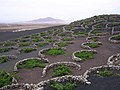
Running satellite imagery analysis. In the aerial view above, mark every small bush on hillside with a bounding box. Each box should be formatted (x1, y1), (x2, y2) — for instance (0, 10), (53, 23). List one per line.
(0, 71), (13, 88)
(57, 42), (68, 47)
(17, 59), (47, 69)
(20, 48), (36, 53)
(44, 48), (65, 56)
(0, 56), (9, 64)
(112, 34), (120, 40)
(52, 65), (72, 77)
(85, 43), (100, 48)
(99, 69), (113, 77)
(0, 48), (10, 53)
(63, 38), (72, 41)
(74, 51), (96, 61)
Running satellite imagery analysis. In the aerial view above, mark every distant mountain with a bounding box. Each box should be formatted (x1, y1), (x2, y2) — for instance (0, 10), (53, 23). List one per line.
(26, 17), (67, 24)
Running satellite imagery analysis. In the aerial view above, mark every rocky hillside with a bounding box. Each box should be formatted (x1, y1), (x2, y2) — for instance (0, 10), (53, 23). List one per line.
(65, 14), (120, 34)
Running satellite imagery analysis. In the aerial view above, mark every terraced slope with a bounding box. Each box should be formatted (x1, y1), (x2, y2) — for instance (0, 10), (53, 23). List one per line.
(0, 14), (120, 90)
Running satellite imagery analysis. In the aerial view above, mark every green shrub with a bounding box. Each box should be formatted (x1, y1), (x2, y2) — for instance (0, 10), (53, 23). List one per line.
(9, 72), (21, 80)
(94, 23), (106, 28)
(37, 43), (48, 47)
(17, 59), (47, 69)
(85, 43), (99, 48)
(0, 48), (10, 53)
(64, 82), (77, 90)
(33, 38), (41, 42)
(112, 34), (120, 40)
(89, 37), (98, 42)
(22, 36), (30, 38)
(44, 48), (65, 56)
(0, 56), (9, 64)
(31, 34), (39, 37)
(73, 31), (88, 36)
(91, 30), (102, 35)
(4, 42), (16, 46)
(75, 51), (95, 61)
(19, 42), (30, 47)
(44, 36), (52, 39)
(57, 42), (68, 47)
(20, 48), (36, 53)
(63, 38), (72, 41)
(40, 32), (46, 36)
(46, 39), (54, 43)
(99, 69), (113, 77)
(58, 33), (66, 36)
(52, 65), (72, 77)
(50, 81), (77, 90)
(50, 82), (64, 90)
(48, 31), (53, 34)
(19, 39), (28, 42)
(0, 71), (13, 87)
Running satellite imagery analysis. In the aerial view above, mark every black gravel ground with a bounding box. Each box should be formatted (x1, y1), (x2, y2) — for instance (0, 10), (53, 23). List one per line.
(75, 76), (120, 90)
(0, 25), (64, 42)
(0, 25), (120, 90)
(44, 75), (120, 90)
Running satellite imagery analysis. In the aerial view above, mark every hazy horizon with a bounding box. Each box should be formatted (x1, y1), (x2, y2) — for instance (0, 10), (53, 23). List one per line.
(0, 0), (120, 23)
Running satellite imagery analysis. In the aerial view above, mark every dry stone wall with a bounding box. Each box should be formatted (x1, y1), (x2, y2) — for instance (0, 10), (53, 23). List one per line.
(42, 62), (81, 77)
(14, 57), (49, 72)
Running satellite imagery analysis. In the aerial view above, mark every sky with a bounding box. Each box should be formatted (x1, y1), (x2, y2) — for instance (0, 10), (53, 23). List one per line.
(0, 0), (120, 23)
